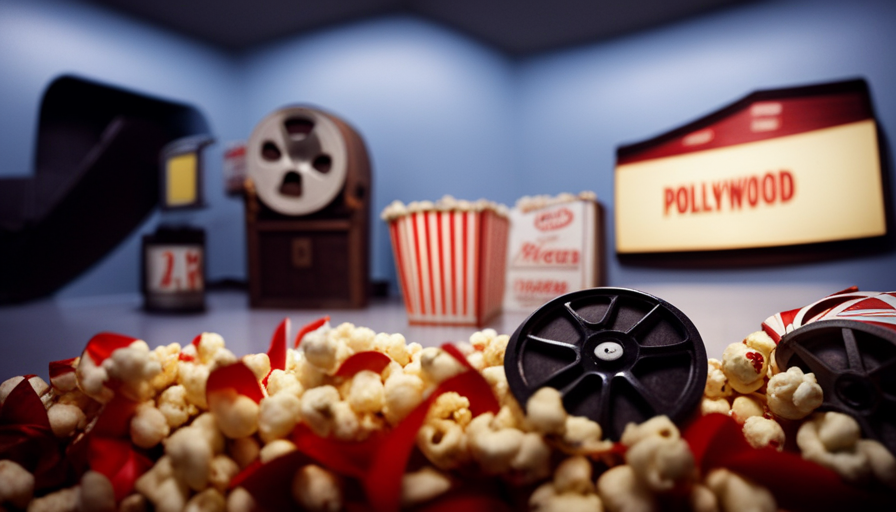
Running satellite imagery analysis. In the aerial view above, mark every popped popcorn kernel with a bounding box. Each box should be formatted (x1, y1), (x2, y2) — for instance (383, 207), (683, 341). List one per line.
(766, 366), (823, 420)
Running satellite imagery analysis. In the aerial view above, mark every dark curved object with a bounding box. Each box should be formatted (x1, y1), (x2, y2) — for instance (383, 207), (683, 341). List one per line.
(504, 287), (707, 440)
(776, 320), (896, 456)
(0, 75), (210, 303)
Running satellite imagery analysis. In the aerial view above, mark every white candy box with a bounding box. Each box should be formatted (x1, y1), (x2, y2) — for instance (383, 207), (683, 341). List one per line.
(503, 192), (603, 311)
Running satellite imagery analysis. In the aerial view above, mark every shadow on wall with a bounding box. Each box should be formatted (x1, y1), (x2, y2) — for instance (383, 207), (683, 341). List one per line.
(0, 75), (210, 304)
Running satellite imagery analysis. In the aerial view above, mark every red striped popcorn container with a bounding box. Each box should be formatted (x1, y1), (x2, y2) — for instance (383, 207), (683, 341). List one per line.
(382, 197), (510, 326)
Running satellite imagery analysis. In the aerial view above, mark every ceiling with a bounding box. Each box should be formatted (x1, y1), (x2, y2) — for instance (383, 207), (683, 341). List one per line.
(83, 0), (754, 55)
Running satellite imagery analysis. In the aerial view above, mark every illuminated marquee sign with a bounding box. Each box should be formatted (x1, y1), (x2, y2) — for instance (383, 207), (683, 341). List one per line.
(615, 79), (887, 258)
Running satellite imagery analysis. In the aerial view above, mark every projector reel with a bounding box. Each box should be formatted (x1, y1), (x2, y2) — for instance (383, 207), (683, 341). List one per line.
(247, 106), (348, 216)
(504, 287), (707, 441)
(776, 320), (896, 455)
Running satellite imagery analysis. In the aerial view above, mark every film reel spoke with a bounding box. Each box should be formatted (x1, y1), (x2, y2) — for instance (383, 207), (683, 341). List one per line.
(638, 340), (692, 359)
(789, 342), (835, 378)
(867, 355), (896, 378)
(842, 327), (867, 373)
(531, 362), (585, 392)
(619, 372), (662, 416)
(526, 334), (581, 355)
(626, 304), (663, 340)
(557, 371), (598, 400)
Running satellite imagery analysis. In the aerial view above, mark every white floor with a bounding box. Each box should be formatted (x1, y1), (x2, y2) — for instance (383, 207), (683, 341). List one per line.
(0, 283), (850, 382)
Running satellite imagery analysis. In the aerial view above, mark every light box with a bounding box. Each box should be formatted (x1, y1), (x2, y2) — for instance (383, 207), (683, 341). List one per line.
(614, 79), (890, 265)
(160, 135), (213, 210)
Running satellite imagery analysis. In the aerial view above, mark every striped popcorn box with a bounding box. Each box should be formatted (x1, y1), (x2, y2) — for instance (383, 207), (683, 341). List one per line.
(382, 197), (510, 326)
(762, 286), (896, 342)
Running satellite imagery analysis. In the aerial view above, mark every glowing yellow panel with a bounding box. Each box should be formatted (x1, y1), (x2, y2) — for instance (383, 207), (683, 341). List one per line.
(166, 153), (197, 207)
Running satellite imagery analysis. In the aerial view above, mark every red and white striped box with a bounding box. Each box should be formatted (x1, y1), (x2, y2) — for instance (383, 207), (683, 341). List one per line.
(383, 198), (510, 326)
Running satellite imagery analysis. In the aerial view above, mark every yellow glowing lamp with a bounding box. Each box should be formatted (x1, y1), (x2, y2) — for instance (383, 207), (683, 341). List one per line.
(160, 136), (213, 210)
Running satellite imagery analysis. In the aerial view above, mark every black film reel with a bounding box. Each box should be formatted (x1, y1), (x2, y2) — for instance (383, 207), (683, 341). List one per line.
(776, 320), (896, 455)
(504, 287), (707, 441)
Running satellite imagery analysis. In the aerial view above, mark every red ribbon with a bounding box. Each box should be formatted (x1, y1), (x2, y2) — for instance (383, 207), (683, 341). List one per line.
(683, 413), (888, 510)
(83, 332), (139, 364)
(262, 319), (289, 387)
(239, 342), (501, 511)
(334, 351), (392, 378)
(207, 361), (266, 404)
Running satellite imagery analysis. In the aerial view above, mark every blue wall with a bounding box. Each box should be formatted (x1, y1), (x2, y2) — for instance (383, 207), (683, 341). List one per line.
(0, 0), (894, 299)
(516, 0), (896, 291)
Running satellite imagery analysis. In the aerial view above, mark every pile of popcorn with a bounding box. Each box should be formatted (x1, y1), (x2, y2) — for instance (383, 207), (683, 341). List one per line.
(1, 321), (895, 512)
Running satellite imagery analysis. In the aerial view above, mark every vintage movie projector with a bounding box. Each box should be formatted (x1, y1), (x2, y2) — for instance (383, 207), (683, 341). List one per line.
(244, 106), (371, 308)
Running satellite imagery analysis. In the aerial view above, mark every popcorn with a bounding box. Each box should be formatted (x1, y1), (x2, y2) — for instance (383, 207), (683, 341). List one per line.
(0, 460), (34, 509)
(302, 323), (348, 373)
(417, 419), (470, 470)
(260, 439), (297, 463)
(730, 395), (765, 424)
(530, 456), (603, 512)
(150, 343), (182, 391)
(78, 471), (115, 512)
(401, 467), (452, 507)
(426, 392), (472, 426)
(797, 412), (896, 487)
(177, 362), (211, 409)
(382, 372), (425, 425)
(721, 341), (767, 394)
(184, 488), (226, 512)
(558, 415), (614, 456)
(596, 465), (656, 512)
(131, 400), (171, 448)
(265, 369), (304, 398)
(159, 384), (199, 428)
(466, 412), (525, 474)
(228, 436), (261, 469)
(134, 457), (190, 512)
(700, 397), (731, 416)
(47, 402), (87, 438)
(742, 416), (785, 451)
(622, 417), (695, 492)
(526, 387), (567, 436)
(418, 347), (466, 385)
(346, 370), (384, 415)
(374, 332), (413, 367)
(291, 465), (343, 512)
(704, 468), (776, 512)
(164, 413), (224, 492)
(258, 392), (302, 442)
(766, 366), (823, 420)
(226, 488), (255, 512)
(300, 385), (342, 437)
(166, 427), (215, 491)
(103, 340), (163, 402)
(208, 456), (240, 493)
(209, 390), (260, 439)
(25, 486), (78, 512)
(241, 353), (271, 382)
(704, 359), (732, 398)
